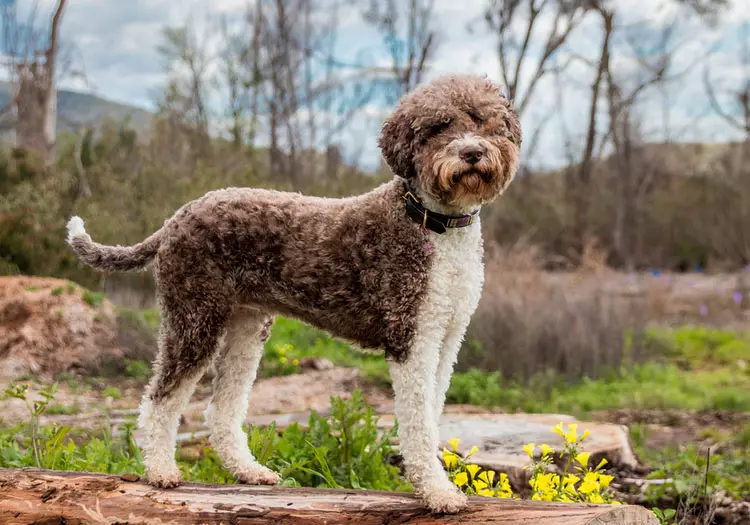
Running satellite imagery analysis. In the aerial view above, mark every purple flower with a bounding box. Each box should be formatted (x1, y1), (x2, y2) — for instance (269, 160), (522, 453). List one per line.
(700, 304), (708, 316)
(734, 292), (743, 305)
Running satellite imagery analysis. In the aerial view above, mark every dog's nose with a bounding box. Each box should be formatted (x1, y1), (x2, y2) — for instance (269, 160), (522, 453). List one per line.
(459, 145), (484, 164)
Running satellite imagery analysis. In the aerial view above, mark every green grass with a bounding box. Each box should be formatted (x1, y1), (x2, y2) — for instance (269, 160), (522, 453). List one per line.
(0, 385), (406, 492)
(630, 425), (750, 503)
(102, 387), (121, 400)
(50, 286), (64, 297)
(45, 402), (81, 416)
(127, 313), (750, 416)
(265, 319), (750, 416)
(82, 290), (105, 308)
(265, 317), (391, 386)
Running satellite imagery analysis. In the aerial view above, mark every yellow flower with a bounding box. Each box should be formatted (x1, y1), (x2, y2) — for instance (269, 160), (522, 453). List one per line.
(563, 474), (580, 489)
(552, 422), (565, 437)
(564, 423), (578, 443)
(473, 479), (488, 491)
(442, 449), (459, 469)
(478, 488), (495, 498)
(598, 474), (614, 488)
(578, 472), (598, 494)
(278, 347), (286, 355)
(292, 359), (300, 366)
(575, 452), (591, 467)
(540, 443), (553, 457)
(595, 458), (608, 470)
(454, 472), (468, 487)
(532, 473), (555, 493)
(466, 445), (479, 458)
(588, 492), (605, 504)
(448, 438), (460, 451)
(466, 464), (481, 479)
(523, 443), (536, 458)
(479, 470), (495, 485)
(280, 356), (288, 364)
(581, 429), (591, 440)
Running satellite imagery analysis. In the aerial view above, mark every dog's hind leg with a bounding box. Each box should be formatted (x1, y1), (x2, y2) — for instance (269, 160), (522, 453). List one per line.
(389, 326), (468, 514)
(205, 309), (280, 485)
(139, 306), (229, 488)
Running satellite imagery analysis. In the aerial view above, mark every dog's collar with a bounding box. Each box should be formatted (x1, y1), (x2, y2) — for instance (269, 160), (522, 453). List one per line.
(402, 184), (479, 234)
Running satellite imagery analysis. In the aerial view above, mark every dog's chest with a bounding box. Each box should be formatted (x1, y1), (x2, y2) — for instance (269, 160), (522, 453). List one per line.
(424, 225), (484, 315)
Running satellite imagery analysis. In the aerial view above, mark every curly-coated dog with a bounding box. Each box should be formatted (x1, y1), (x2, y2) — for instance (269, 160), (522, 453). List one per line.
(66, 74), (521, 513)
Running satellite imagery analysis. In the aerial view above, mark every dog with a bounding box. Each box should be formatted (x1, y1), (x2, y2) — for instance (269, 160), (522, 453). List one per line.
(66, 74), (521, 513)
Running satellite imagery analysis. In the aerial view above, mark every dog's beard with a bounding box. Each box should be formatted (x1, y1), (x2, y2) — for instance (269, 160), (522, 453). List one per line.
(431, 151), (505, 208)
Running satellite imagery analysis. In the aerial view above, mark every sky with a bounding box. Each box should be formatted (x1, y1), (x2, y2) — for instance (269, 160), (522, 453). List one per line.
(7, 0), (750, 170)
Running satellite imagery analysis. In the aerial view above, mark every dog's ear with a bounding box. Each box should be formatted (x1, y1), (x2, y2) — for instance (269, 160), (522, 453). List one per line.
(378, 107), (417, 179)
(507, 101), (522, 148)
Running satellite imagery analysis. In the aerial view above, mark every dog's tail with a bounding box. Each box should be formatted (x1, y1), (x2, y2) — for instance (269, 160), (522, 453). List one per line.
(66, 216), (164, 272)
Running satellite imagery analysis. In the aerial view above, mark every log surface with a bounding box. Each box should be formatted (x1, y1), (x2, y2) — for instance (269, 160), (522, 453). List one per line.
(0, 468), (659, 524)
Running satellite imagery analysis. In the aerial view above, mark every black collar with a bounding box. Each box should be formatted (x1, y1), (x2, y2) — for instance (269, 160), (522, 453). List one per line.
(402, 184), (479, 234)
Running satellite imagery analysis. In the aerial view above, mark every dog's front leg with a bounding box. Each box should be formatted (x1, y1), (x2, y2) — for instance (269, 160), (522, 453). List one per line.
(434, 309), (474, 425)
(389, 336), (468, 514)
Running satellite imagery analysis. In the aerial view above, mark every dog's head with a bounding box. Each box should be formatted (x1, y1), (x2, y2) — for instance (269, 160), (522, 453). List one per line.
(378, 75), (521, 212)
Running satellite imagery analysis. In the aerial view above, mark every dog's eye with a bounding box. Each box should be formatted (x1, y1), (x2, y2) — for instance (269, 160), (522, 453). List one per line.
(422, 122), (450, 141)
(468, 112), (483, 126)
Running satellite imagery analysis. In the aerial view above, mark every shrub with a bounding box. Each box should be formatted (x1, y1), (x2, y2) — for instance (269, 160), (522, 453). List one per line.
(464, 250), (649, 383)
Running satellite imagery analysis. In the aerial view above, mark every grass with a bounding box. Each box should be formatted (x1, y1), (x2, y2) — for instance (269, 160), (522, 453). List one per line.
(265, 317), (391, 386)
(264, 318), (750, 417)
(116, 308), (750, 417)
(630, 424), (750, 504)
(82, 290), (105, 308)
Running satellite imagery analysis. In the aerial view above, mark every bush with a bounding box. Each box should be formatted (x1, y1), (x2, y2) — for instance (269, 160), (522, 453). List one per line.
(464, 252), (649, 383)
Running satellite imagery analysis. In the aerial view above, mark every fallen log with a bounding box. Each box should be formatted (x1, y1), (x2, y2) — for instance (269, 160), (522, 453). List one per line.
(0, 468), (659, 524)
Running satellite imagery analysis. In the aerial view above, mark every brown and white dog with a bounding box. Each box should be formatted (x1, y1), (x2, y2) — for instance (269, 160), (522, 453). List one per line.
(66, 74), (521, 513)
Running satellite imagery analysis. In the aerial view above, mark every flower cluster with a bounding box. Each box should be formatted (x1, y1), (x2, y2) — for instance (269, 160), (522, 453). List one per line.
(524, 422), (621, 504)
(262, 343), (301, 377)
(440, 423), (623, 505)
(442, 439), (514, 498)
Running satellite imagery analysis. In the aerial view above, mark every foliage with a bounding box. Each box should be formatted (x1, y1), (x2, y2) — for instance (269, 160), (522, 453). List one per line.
(259, 390), (408, 491)
(642, 444), (749, 504)
(124, 359), (151, 381)
(266, 317), (391, 386)
(0, 384), (405, 492)
(0, 383), (143, 474)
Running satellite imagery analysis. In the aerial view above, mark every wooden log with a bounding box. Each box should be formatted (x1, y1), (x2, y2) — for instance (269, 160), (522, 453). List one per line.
(0, 468), (659, 524)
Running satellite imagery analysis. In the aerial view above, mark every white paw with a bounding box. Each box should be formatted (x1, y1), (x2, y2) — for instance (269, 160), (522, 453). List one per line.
(234, 465), (281, 485)
(146, 465), (182, 489)
(421, 484), (468, 514)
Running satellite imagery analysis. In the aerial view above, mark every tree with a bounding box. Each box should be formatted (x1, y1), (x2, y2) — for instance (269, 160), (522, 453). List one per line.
(5, 0), (68, 165)
(363, 0), (438, 103)
(484, 0), (589, 117)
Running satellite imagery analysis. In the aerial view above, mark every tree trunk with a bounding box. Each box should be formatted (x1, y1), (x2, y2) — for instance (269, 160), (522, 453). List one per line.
(0, 468), (659, 525)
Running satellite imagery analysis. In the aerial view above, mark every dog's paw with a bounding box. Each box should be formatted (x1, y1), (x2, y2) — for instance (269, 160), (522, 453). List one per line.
(235, 465), (281, 486)
(422, 485), (468, 514)
(147, 468), (182, 489)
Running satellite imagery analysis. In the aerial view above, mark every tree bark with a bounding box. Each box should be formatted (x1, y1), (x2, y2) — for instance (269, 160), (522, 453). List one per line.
(0, 468), (659, 524)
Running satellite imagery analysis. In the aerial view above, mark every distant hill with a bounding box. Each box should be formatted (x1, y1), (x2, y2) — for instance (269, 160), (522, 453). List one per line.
(0, 81), (153, 137)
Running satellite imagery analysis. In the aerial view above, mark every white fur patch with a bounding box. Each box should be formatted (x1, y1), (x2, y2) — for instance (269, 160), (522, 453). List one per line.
(205, 314), (280, 485)
(138, 371), (204, 487)
(389, 220), (484, 513)
(66, 216), (87, 244)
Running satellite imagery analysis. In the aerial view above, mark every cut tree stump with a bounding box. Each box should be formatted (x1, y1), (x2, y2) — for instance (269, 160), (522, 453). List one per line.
(0, 468), (659, 524)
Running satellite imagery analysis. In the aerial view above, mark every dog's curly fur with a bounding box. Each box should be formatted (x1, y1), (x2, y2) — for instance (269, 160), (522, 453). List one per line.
(66, 74), (521, 513)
